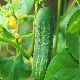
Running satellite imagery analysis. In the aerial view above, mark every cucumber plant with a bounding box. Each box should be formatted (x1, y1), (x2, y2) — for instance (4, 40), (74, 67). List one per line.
(0, 0), (80, 80)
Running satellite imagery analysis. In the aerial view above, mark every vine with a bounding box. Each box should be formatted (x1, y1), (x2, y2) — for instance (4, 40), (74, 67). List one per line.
(0, 37), (30, 59)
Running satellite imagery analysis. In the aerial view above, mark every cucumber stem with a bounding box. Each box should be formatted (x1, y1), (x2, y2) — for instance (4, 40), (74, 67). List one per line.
(32, 0), (39, 56)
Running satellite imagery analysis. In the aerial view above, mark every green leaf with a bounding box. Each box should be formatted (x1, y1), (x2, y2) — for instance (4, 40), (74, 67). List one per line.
(67, 9), (80, 33)
(22, 34), (32, 49)
(22, 33), (32, 43)
(73, 76), (80, 80)
(44, 48), (79, 80)
(13, 0), (34, 16)
(0, 54), (32, 80)
(2, 28), (14, 39)
(60, 6), (78, 28)
(22, 15), (34, 24)
(0, 24), (13, 39)
(53, 68), (80, 80)
(66, 9), (80, 61)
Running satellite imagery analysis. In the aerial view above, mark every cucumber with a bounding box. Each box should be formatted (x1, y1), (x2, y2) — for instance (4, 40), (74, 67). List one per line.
(33, 7), (54, 80)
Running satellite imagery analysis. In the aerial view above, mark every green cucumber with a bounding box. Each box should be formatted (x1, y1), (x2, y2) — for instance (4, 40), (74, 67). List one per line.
(33, 7), (54, 80)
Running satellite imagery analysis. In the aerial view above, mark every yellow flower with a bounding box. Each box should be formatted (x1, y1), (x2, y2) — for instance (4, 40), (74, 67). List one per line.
(18, 37), (23, 43)
(18, 13), (27, 19)
(9, 20), (17, 28)
(13, 0), (18, 5)
(8, 16), (17, 28)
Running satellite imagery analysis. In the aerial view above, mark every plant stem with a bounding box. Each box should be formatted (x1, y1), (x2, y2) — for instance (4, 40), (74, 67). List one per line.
(61, 0), (76, 19)
(62, 0), (67, 15)
(54, 0), (62, 55)
(6, 43), (14, 55)
(21, 33), (33, 38)
(0, 37), (30, 59)
(16, 38), (18, 55)
(10, 0), (18, 55)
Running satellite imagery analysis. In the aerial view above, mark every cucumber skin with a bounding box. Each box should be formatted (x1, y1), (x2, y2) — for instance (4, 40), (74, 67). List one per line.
(33, 7), (54, 80)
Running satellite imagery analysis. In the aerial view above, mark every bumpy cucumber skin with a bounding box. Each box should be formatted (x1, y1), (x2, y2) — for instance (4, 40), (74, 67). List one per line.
(33, 7), (54, 80)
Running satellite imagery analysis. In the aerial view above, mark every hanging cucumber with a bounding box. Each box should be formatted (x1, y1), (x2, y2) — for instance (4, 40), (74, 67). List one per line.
(33, 7), (54, 80)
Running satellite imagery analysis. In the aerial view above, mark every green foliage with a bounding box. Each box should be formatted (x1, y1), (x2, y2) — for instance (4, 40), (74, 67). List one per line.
(67, 9), (80, 33)
(60, 6), (78, 27)
(53, 68), (80, 80)
(0, 54), (32, 80)
(53, 33), (66, 54)
(13, 0), (34, 16)
(45, 5), (80, 80)
(44, 48), (79, 80)
(4, 0), (10, 2)
(76, 0), (80, 6)
(66, 9), (80, 61)
(0, 0), (34, 79)
(2, 28), (14, 39)
(0, 37), (30, 59)
(32, 7), (54, 80)
(22, 15), (34, 24)
(39, 0), (46, 4)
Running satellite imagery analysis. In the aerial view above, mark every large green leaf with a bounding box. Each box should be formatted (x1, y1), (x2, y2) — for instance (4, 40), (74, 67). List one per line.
(0, 54), (32, 80)
(60, 6), (78, 28)
(13, 0), (34, 16)
(67, 9), (80, 33)
(53, 68), (80, 80)
(44, 48), (79, 80)
(66, 9), (80, 61)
